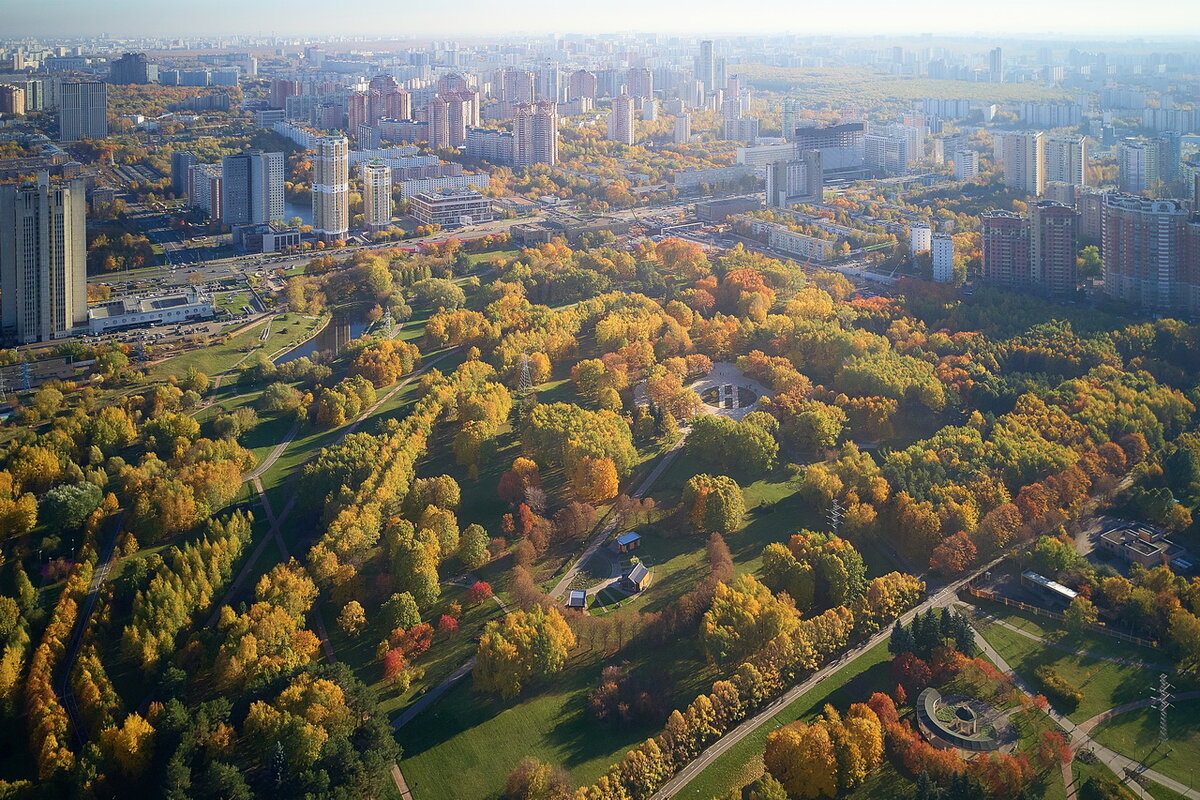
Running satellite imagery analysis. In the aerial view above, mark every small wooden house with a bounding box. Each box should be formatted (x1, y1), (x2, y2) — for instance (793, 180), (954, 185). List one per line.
(615, 531), (642, 553)
(623, 562), (651, 593)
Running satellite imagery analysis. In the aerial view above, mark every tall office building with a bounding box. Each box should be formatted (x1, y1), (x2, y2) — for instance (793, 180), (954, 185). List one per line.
(997, 131), (1045, 196)
(765, 150), (822, 207)
(932, 233), (955, 283)
(109, 52), (153, 84)
(1102, 193), (1193, 313)
(171, 151), (196, 197)
(513, 101), (558, 167)
(220, 150), (284, 226)
(1046, 135), (1087, 187)
(607, 95), (636, 145)
(989, 47), (1004, 82)
(361, 160), (392, 230)
(59, 81), (108, 142)
(0, 174), (88, 344)
(674, 112), (692, 144)
(312, 135), (349, 242)
(1029, 200), (1078, 296)
(568, 69), (596, 101)
(697, 40), (716, 95)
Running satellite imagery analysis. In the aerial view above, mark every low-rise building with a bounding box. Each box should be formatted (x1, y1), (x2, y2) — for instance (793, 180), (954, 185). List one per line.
(1097, 522), (1185, 568)
(87, 289), (215, 334)
(409, 188), (494, 227)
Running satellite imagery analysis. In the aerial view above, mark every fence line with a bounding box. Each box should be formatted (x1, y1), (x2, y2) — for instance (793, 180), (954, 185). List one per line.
(960, 586), (1158, 649)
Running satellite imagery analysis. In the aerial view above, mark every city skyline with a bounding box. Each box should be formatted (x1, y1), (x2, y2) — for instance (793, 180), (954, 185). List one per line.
(6, 0), (1200, 38)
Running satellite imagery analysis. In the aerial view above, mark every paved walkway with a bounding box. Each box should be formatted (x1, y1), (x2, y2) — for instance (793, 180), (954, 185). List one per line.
(650, 568), (999, 799)
(970, 621), (1200, 800)
(392, 591), (510, 731)
(547, 429), (690, 600)
(1078, 693), (1200, 735)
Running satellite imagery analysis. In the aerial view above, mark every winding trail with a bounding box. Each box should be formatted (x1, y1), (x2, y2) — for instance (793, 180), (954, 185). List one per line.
(969, 618), (1200, 800)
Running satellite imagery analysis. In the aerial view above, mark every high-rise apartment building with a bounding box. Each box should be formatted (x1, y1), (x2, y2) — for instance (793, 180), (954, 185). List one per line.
(220, 150), (284, 226)
(674, 112), (692, 144)
(722, 116), (759, 145)
(607, 95), (636, 146)
(360, 160), (392, 230)
(765, 150), (823, 208)
(697, 40), (716, 95)
(59, 81), (108, 142)
(952, 149), (979, 180)
(864, 134), (910, 175)
(781, 98), (800, 141)
(1102, 193), (1194, 313)
(0, 174), (88, 344)
(568, 69), (596, 101)
(1046, 135), (1087, 187)
(627, 68), (653, 100)
(513, 101), (558, 167)
(932, 233), (955, 283)
(269, 78), (301, 109)
(535, 67), (560, 103)
(427, 95), (450, 150)
(1029, 200), (1078, 296)
(312, 135), (349, 241)
(982, 202), (1079, 295)
(171, 151), (196, 197)
(981, 211), (1030, 289)
(0, 85), (26, 116)
(188, 164), (222, 219)
(1117, 136), (1180, 195)
(989, 47), (1004, 82)
(109, 52), (153, 84)
(499, 69), (535, 104)
(910, 224), (932, 253)
(997, 131), (1045, 196)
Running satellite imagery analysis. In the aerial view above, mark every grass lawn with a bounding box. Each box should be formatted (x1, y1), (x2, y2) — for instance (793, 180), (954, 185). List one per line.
(973, 617), (1154, 723)
(1091, 702), (1200, 792)
(964, 598), (1162, 664)
(330, 584), (506, 718)
(678, 639), (893, 799)
(148, 313), (326, 380)
(396, 632), (718, 800)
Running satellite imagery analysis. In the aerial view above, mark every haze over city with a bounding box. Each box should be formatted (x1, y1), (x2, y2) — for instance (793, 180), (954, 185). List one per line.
(2, 14), (1200, 800)
(6, 0), (1200, 37)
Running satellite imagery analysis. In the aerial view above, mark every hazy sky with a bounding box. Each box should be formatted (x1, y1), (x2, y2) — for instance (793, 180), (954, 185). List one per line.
(6, 0), (1200, 38)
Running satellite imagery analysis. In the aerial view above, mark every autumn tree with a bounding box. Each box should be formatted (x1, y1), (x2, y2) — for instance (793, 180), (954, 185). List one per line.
(474, 605), (576, 698)
(683, 474), (745, 534)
